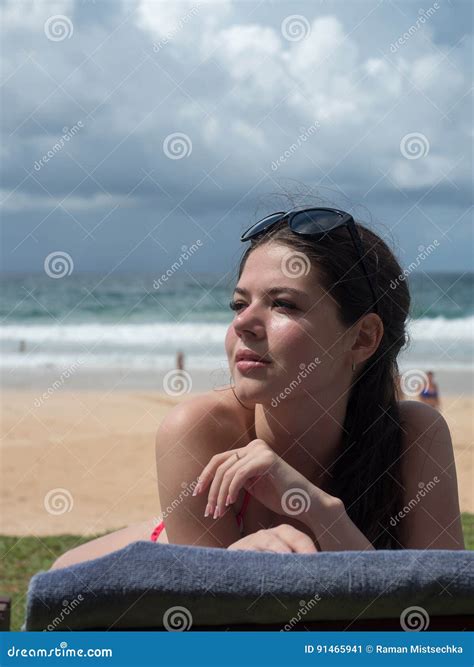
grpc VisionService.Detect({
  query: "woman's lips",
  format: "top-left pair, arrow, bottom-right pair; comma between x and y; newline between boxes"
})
236,359 -> 272,372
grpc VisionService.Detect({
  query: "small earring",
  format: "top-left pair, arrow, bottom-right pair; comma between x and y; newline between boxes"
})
351,360 -> 356,372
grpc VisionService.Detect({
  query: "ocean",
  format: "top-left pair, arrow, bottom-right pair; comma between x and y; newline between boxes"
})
1,272 -> 473,385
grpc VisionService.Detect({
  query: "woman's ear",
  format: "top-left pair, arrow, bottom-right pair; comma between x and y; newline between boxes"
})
350,313 -> 384,365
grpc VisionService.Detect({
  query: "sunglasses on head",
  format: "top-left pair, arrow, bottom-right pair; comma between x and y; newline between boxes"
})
240,207 -> 379,315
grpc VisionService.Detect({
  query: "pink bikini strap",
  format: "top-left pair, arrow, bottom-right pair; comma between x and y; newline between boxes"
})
235,490 -> 251,521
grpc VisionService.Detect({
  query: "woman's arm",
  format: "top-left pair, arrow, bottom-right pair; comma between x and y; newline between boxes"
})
299,491 -> 375,551
51,396 -> 245,568
299,401 -> 465,551
396,401 -> 464,549
50,520 -> 157,569
154,396 -> 243,547
195,437 -> 376,551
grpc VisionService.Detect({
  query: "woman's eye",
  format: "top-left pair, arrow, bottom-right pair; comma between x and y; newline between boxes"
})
229,300 -> 245,311
229,299 -> 296,312
273,300 -> 296,310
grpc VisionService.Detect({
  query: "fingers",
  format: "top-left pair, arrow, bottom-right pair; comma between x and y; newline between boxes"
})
228,530 -> 293,553
206,457 -> 242,519
259,533 -> 293,553
215,464 -> 248,518
195,451 -> 236,495
227,526 -> 318,554
271,525 -> 318,553
195,450 -> 243,514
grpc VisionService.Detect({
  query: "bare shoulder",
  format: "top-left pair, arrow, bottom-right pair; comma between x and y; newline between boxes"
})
397,399 -> 452,477
156,388 -> 250,455
395,400 -> 464,549
154,388 -> 249,547
398,399 -> 447,433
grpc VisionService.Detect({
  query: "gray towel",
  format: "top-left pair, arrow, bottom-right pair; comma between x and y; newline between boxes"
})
25,542 -> 474,630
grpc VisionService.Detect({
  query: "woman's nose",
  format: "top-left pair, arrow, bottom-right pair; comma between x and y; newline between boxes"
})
232,304 -> 266,338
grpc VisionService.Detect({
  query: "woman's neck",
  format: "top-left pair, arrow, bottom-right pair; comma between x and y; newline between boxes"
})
254,388 -> 350,488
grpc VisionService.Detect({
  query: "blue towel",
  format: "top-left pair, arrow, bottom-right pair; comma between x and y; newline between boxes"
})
25,542 -> 474,630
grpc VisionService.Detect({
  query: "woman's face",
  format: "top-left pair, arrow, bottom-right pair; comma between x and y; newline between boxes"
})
225,242 -> 353,405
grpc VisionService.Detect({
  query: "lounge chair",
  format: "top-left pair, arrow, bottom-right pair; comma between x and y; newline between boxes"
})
25,542 -> 474,631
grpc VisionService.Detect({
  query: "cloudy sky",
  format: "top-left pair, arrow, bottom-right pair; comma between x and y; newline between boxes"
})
1,0 -> 472,274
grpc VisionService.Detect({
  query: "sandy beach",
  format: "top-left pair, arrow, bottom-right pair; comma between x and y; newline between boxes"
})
1,379 -> 473,536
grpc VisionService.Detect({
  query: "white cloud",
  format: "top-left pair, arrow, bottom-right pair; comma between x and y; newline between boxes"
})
2,0 -> 471,218
411,53 -> 465,94
136,0 -> 232,47
232,119 -> 265,148
392,155 -> 455,189
206,23 -> 281,75
0,0 -> 74,30
0,190 -> 134,212
283,16 -> 358,78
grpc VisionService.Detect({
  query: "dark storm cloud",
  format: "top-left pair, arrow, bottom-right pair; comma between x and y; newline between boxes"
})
1,0 -> 472,272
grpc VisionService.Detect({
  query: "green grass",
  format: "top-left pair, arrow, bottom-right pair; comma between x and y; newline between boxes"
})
1,515 -> 473,631
461,512 -> 474,549
0,533 -> 107,632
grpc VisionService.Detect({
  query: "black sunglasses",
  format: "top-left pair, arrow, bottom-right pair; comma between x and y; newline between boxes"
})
240,207 -> 379,315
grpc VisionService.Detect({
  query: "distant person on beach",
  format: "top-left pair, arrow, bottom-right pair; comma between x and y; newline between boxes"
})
419,371 -> 441,411
176,350 -> 184,371
19,340 -> 26,353
51,204 -> 464,569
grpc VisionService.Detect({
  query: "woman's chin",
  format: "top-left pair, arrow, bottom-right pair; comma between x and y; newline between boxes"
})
234,376 -> 275,402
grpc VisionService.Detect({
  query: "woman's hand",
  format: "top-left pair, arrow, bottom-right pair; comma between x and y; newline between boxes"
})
194,438 -> 330,522
227,524 -> 319,554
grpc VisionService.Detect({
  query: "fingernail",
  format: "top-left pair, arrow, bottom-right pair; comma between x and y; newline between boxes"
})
225,495 -> 231,506
204,503 -> 212,518
213,506 -> 220,519
192,483 -> 201,496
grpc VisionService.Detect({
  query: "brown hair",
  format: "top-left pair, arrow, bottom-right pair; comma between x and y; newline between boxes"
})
237,214 -> 411,548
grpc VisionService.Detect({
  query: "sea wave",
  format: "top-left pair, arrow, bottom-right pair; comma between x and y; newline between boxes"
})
0,322 -> 229,347
407,315 -> 473,341
0,316 -> 472,372
1,316 -> 472,345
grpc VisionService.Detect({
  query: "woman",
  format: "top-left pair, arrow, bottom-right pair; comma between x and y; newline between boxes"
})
51,207 -> 464,568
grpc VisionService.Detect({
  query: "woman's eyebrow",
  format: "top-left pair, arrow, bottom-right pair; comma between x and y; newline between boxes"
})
233,286 -> 307,298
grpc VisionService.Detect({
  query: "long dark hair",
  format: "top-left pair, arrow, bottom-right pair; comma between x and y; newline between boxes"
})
236,212 -> 411,549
